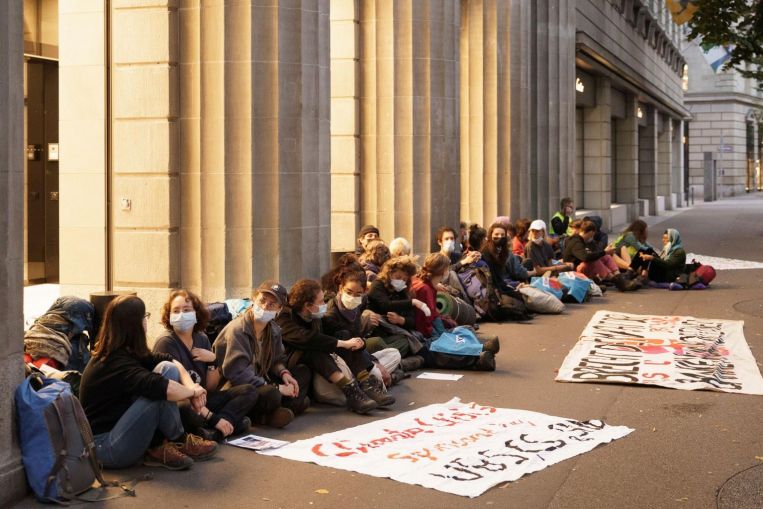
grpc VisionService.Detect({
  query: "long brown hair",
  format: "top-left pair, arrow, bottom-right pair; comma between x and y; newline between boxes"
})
418,253 -> 451,283
160,289 -> 210,333
249,289 -> 279,374
484,223 -> 509,265
92,295 -> 150,360
624,219 -> 648,244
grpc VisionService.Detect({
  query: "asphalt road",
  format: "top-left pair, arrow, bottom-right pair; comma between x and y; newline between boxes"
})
12,194 -> 763,509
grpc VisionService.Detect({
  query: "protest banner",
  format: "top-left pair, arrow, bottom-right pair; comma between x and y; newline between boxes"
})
259,398 -> 632,497
557,310 -> 763,395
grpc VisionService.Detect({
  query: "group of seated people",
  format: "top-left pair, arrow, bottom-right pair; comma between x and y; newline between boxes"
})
76,198 -> 687,471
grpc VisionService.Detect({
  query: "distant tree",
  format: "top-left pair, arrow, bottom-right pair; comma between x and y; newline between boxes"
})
685,0 -> 763,83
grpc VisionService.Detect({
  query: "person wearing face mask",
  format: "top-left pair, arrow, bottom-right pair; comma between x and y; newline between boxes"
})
481,223 -> 533,294
153,290 -> 257,442
80,295 -> 218,470
524,220 -> 574,274
276,279 -> 382,414
213,281 -> 311,429
436,225 -> 482,271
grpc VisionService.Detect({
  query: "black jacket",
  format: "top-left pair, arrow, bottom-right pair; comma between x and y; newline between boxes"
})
367,280 -> 416,330
563,234 -> 605,267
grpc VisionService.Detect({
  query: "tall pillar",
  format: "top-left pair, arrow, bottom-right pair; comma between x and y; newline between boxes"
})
527,0 -> 576,220
178,1 -> 331,296
615,95 -> 639,216
111,0 -> 179,320
459,0 -> 511,226
360,1 -> 460,253
59,0 -> 107,297
582,77 -> 612,214
672,119 -> 685,207
658,114 -> 673,210
639,107 -> 659,215
330,0 -> 360,253
0,1 -> 27,504
509,0 -> 532,219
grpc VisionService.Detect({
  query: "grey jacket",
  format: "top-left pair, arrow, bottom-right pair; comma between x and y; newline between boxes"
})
213,311 -> 287,388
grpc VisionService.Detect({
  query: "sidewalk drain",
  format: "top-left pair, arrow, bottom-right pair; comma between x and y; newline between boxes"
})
732,299 -> 763,318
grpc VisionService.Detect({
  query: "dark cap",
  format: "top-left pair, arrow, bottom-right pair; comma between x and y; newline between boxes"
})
255,280 -> 288,306
358,224 -> 380,238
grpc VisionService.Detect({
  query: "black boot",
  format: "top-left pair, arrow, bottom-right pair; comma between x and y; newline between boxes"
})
360,376 -> 395,407
400,355 -> 425,372
232,416 -> 251,436
342,381 -> 378,414
613,274 -> 638,292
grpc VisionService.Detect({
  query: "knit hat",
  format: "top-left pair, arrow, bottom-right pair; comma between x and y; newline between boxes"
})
358,225 -> 380,238
529,219 -> 547,232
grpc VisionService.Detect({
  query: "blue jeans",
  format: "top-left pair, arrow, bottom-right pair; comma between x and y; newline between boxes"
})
93,361 -> 185,468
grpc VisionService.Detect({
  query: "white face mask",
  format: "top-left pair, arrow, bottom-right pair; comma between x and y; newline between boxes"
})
442,239 -> 456,254
252,304 -> 277,323
533,237 -> 545,245
341,292 -> 363,310
170,311 -> 197,333
390,278 -> 407,292
311,303 -> 328,319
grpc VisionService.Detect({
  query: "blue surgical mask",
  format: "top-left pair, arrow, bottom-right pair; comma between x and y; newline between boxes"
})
170,311 -> 197,333
252,304 -> 277,323
311,303 -> 328,319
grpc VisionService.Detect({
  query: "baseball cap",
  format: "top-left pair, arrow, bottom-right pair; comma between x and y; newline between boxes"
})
255,280 -> 288,306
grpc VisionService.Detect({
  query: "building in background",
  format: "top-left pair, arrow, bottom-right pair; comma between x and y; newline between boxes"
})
683,41 -> 763,200
0,3 -> 695,501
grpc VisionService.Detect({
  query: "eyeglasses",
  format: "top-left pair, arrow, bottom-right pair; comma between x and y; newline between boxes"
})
144,312 -> 151,320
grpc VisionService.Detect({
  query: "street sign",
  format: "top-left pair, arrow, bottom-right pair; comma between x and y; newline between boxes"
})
718,145 -> 733,153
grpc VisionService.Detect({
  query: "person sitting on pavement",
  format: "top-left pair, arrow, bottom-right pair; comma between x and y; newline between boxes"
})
481,222 -> 533,293
80,295 -> 217,471
513,218 -> 531,258
524,219 -> 573,275
153,289 -> 257,443
214,281 -> 310,429
550,197 -> 575,238
355,224 -> 380,255
359,239 -> 390,284
410,253 -> 497,371
584,216 -> 609,252
611,220 -> 654,272
367,256 -> 432,371
321,270 -> 398,404
276,278 -> 383,414
321,253 -> 364,301
638,228 -> 687,285
388,237 -> 412,258
563,220 -> 637,291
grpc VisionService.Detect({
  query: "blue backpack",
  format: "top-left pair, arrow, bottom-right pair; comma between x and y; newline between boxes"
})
15,374 -> 147,502
429,326 -> 484,357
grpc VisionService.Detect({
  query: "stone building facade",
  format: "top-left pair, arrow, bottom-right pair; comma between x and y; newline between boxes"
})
683,41 -> 763,200
2,1 -> 690,501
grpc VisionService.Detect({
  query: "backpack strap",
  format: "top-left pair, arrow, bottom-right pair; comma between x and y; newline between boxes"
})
43,396 -> 71,501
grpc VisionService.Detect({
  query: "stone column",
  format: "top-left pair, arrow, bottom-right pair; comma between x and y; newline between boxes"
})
639,106 -> 659,215
58,0 -> 108,297
509,0 -> 532,219
526,0 -> 576,220
0,1 -> 27,504
111,0 -> 179,320
330,0 -> 360,253
360,0 -> 460,253
178,1 -> 330,296
582,77 -> 612,216
615,95 -> 639,216
658,114 -> 673,210
459,0 -> 511,226
672,119 -> 685,207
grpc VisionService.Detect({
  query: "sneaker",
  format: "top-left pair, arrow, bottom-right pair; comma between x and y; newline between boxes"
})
668,282 -> 684,291
474,351 -> 496,371
176,433 -> 218,462
360,375 -> 395,407
144,441 -> 194,470
264,407 -> 295,428
341,380 -> 378,414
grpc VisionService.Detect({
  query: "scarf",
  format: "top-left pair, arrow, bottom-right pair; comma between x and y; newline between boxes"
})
659,228 -> 683,259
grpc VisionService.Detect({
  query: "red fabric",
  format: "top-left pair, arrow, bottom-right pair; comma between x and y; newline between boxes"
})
411,277 -> 440,338
24,353 -> 63,370
512,237 -> 526,257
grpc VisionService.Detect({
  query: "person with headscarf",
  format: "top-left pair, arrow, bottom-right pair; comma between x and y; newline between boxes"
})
638,228 -> 686,283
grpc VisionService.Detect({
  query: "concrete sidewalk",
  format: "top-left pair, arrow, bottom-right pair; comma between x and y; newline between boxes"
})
12,194 -> 763,509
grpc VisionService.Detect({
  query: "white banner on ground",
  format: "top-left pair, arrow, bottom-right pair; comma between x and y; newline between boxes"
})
259,398 -> 632,497
685,253 -> 763,271
557,311 -> 763,395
